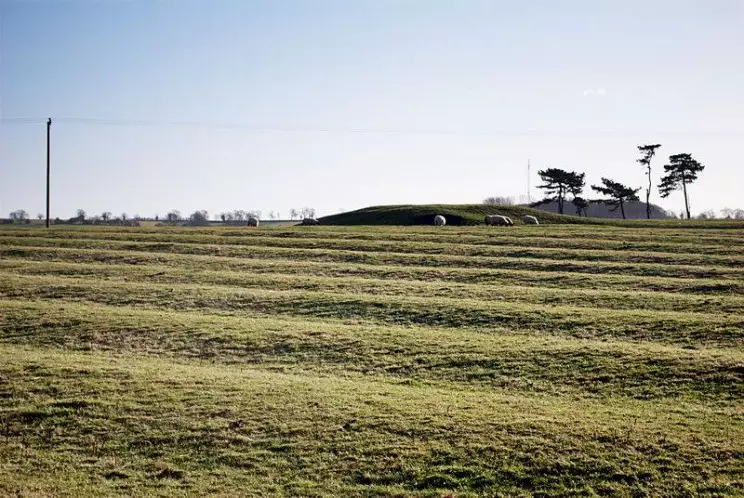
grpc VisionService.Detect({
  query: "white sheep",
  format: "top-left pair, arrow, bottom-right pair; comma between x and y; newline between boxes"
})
433,215 -> 447,226
485,215 -> 509,226
523,215 -> 539,225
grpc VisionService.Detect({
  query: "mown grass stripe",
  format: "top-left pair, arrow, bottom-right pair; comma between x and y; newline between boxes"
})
3,228 -> 743,256
2,274 -> 743,347
1,343 -> 741,496
4,260 -> 744,315
2,239 -> 743,280
3,233 -> 744,268
2,299 -> 741,402
3,245 -> 744,294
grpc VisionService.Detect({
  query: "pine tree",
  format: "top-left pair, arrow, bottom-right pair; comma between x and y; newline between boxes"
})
537,168 -> 585,215
591,178 -> 641,219
637,144 -> 662,219
658,153 -> 705,219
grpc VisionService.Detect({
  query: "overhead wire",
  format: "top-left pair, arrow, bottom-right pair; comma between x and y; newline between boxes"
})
1,116 -> 743,136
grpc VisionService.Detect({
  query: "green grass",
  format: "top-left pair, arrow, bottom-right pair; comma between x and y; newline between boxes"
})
1,223 -> 742,496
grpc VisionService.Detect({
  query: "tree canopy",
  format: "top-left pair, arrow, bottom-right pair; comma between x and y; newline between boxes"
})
591,177 -> 641,219
537,168 -> 585,215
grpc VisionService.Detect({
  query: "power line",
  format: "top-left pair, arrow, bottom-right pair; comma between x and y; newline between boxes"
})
0,117 -> 48,124
2,116 -> 743,136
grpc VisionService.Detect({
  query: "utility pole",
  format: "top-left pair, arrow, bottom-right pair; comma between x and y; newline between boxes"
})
46,118 -> 51,228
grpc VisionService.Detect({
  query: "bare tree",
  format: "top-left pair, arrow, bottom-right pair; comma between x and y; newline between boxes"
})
301,207 -> 316,219
9,210 -> 29,222
696,210 -> 716,220
75,209 -> 87,223
188,210 -> 210,226
101,212 -> 112,222
121,213 -> 128,221
166,210 -> 181,225
36,213 -> 43,221
289,208 -> 298,220
483,196 -> 515,205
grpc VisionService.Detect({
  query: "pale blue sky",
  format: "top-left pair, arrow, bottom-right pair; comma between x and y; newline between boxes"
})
1,0 -> 742,219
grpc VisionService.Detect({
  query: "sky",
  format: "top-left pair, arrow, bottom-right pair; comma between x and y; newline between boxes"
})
1,0 -> 742,219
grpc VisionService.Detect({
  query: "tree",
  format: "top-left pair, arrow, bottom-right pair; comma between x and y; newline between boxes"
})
36,213 -> 43,221
696,210 -> 716,220
483,196 -> 515,205
537,168 -> 585,215
232,210 -> 247,222
301,207 -> 316,219
101,211 -> 112,222
75,209 -> 87,223
637,144 -> 662,219
591,178 -> 641,219
658,153 -> 705,219
188,210 -> 210,226
166,210 -> 181,225
571,197 -> 589,217
121,213 -> 128,221
289,208 -> 298,220
9,210 -> 29,222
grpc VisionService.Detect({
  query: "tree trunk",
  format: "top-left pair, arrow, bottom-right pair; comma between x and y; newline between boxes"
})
620,199 -> 626,219
682,177 -> 690,219
646,167 -> 652,219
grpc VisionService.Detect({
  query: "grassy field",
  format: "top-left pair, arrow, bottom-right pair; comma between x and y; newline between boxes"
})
1,222 -> 743,497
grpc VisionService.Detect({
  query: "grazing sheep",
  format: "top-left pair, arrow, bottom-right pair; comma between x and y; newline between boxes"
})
485,215 -> 509,226
301,218 -> 320,226
433,215 -> 447,226
247,217 -> 260,227
523,215 -> 539,225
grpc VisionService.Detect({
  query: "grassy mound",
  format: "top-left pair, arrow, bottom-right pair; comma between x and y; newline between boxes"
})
319,204 -> 562,225
320,204 -> 744,228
